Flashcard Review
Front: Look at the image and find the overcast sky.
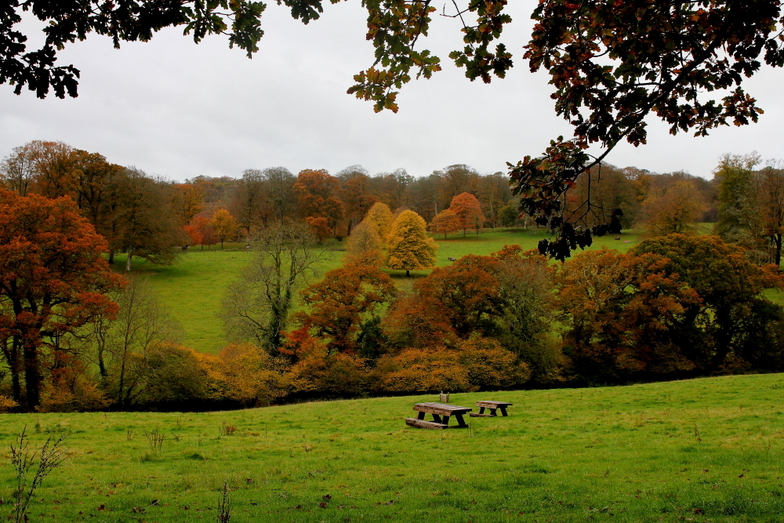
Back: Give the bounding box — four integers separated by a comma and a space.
1, 2, 782, 183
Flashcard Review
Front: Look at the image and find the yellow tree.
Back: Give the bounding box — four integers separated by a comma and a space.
449, 192, 485, 237
362, 202, 394, 241
386, 210, 437, 276
211, 208, 238, 249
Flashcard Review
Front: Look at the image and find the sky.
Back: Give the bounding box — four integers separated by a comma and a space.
1, 2, 783, 183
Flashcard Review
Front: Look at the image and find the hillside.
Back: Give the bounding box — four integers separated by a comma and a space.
131, 228, 642, 353
2, 373, 782, 522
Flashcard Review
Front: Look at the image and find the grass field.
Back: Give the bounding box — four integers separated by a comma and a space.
1, 373, 782, 522
114, 228, 643, 353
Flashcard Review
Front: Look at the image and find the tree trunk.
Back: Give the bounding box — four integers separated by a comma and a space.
23, 341, 42, 410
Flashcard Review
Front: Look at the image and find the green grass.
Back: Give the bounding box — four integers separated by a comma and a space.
126, 229, 642, 353
2, 373, 783, 522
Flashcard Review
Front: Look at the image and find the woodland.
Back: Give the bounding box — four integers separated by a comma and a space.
1, 141, 784, 414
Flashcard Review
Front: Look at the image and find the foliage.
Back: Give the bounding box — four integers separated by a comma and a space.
220, 223, 323, 355
632, 234, 784, 373
184, 214, 218, 250
491, 245, 561, 383
213, 343, 288, 407
361, 201, 394, 241
555, 248, 701, 383
294, 257, 396, 354
1, 0, 265, 98
372, 347, 471, 393
449, 192, 485, 236
344, 221, 383, 266
638, 179, 707, 237
428, 208, 460, 239
210, 209, 239, 249
285, 332, 369, 397
385, 210, 437, 276
0, 190, 125, 410
293, 169, 344, 237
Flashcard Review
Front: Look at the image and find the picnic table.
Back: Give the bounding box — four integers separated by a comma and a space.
469, 400, 513, 417
405, 402, 472, 429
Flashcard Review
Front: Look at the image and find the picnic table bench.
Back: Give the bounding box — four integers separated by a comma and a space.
469, 401, 513, 417
405, 402, 472, 429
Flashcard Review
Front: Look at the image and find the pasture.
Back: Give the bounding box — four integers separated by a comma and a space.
116, 228, 642, 353
1, 373, 782, 522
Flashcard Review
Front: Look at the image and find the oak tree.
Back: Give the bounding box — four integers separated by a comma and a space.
0, 190, 125, 409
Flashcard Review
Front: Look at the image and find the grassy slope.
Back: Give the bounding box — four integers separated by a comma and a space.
1, 373, 783, 522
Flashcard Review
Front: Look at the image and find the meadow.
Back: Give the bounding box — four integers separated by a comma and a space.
117, 228, 643, 353
1, 373, 782, 522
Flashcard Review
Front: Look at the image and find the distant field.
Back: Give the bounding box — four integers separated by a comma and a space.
1, 373, 782, 522
113, 228, 642, 353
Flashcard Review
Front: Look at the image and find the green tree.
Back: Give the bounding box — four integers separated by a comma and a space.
632, 234, 783, 372
220, 223, 324, 355
385, 210, 437, 277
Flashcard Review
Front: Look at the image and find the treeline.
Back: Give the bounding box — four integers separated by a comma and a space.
0, 140, 726, 258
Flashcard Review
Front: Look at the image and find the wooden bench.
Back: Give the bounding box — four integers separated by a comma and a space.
469, 401, 513, 417
405, 402, 472, 429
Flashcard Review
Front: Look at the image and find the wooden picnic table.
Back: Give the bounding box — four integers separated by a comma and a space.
469, 400, 513, 417
405, 402, 472, 429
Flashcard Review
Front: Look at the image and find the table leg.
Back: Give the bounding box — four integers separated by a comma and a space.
499, 406, 508, 416
454, 414, 467, 428
417, 411, 425, 420
489, 408, 498, 416
479, 407, 486, 415
432, 414, 443, 424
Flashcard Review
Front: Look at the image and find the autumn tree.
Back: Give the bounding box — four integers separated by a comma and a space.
632, 234, 783, 372
231, 169, 265, 238
184, 214, 218, 250
294, 258, 396, 354
113, 168, 187, 271
757, 165, 784, 265
449, 192, 485, 236
0, 142, 38, 195
385, 210, 437, 277
293, 169, 345, 237
362, 201, 394, 241
491, 246, 560, 383
221, 223, 324, 355
429, 208, 460, 239
637, 179, 707, 237
337, 166, 378, 234
555, 248, 701, 383
211, 208, 239, 248
0, 190, 126, 410
345, 221, 383, 266
714, 154, 784, 264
